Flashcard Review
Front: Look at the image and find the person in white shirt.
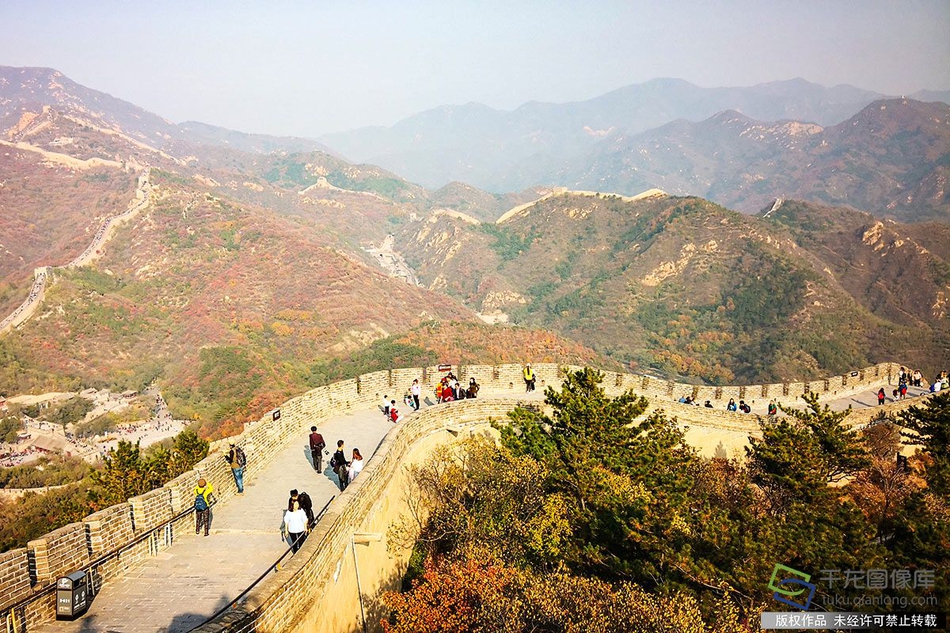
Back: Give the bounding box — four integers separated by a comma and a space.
284, 500, 309, 553
348, 448, 365, 484
410, 379, 421, 410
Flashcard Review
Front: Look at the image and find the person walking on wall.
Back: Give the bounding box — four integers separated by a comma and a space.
226, 442, 246, 493
523, 364, 536, 392
348, 448, 364, 485
194, 478, 215, 537
878, 387, 886, 406
330, 440, 349, 491
309, 426, 326, 472
283, 499, 309, 553
288, 489, 315, 527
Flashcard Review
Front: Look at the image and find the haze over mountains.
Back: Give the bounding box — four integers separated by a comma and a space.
321, 77, 950, 194
0, 65, 948, 435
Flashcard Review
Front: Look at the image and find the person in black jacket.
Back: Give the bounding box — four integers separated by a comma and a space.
330, 440, 349, 490
309, 426, 326, 472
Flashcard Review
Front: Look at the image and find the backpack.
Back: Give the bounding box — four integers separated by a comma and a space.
235, 447, 247, 467
195, 490, 209, 511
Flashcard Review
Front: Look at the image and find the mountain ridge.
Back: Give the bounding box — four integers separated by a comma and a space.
319, 77, 947, 192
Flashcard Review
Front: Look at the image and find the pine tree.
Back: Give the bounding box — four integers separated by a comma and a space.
900, 391, 950, 496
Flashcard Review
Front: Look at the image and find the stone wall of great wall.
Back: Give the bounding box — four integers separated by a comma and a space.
0, 360, 920, 630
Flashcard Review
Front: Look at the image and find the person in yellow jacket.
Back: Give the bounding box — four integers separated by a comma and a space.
194, 478, 215, 537
523, 364, 536, 392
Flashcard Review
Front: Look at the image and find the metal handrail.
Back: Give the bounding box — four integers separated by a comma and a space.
185, 495, 335, 632
0, 501, 197, 618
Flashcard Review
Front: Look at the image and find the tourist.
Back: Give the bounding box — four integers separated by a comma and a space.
225, 443, 246, 493
330, 440, 349, 490
523, 364, 536, 392
348, 448, 364, 484
467, 377, 479, 399
298, 489, 315, 526
381, 395, 390, 417
768, 400, 778, 416
877, 388, 886, 405
309, 426, 326, 472
194, 478, 215, 537
727, 398, 737, 412
283, 500, 309, 553
411, 379, 421, 410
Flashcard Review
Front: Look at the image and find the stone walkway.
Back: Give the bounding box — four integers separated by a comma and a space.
28, 382, 928, 632
32, 403, 402, 633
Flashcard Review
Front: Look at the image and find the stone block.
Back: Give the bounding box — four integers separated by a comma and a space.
130, 487, 172, 534
0, 548, 32, 611
84, 503, 133, 558
28, 522, 89, 583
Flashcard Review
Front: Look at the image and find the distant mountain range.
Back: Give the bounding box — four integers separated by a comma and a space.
0, 66, 335, 157
561, 99, 950, 221
4, 66, 947, 222
397, 191, 950, 383
1, 66, 948, 436
320, 77, 950, 194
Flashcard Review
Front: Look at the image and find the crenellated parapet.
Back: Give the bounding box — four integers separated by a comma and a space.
0, 360, 921, 630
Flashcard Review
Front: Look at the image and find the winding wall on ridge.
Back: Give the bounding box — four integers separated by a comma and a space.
0, 361, 919, 631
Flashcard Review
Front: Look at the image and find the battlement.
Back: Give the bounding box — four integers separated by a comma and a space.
0, 361, 910, 630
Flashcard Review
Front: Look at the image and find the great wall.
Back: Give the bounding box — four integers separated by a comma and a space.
0, 360, 928, 633
0, 169, 151, 337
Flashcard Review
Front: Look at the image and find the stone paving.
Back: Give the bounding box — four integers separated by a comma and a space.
32, 403, 404, 633
28, 382, 930, 632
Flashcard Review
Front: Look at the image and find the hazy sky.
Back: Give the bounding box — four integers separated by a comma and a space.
1, 0, 948, 137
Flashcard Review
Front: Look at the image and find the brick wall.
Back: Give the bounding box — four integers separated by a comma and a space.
194, 398, 533, 633
130, 488, 172, 534
0, 359, 915, 630
85, 504, 134, 559
0, 549, 31, 611
28, 523, 89, 584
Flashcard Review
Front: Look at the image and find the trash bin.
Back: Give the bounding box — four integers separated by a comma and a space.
56, 571, 89, 619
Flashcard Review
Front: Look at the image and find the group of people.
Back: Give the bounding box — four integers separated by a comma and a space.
283, 489, 315, 553
434, 373, 479, 403
725, 398, 752, 413
71, 179, 150, 266
901, 366, 949, 394
310, 425, 363, 491
0, 270, 47, 332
